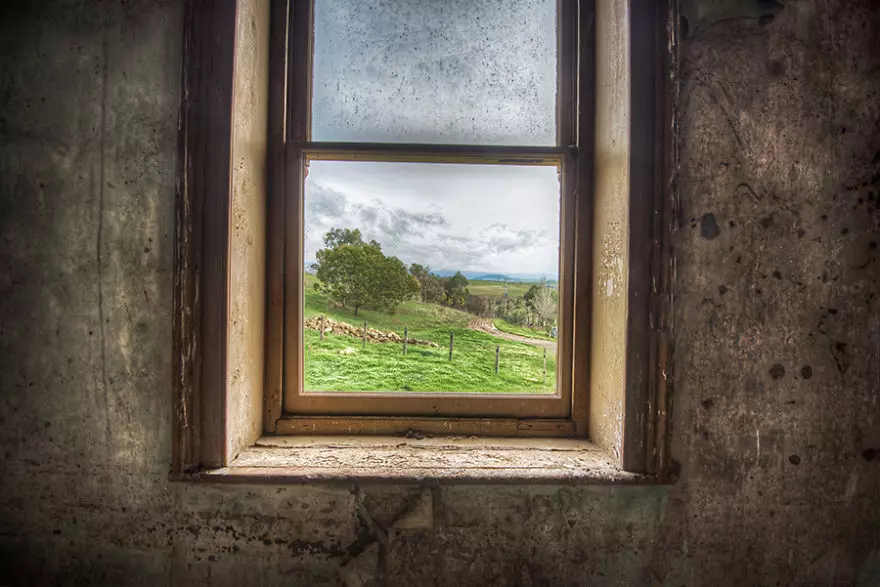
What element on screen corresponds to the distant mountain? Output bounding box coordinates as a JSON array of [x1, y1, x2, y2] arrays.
[[305, 261, 556, 283], [433, 269, 558, 283], [472, 273, 512, 282], [505, 272, 558, 283]]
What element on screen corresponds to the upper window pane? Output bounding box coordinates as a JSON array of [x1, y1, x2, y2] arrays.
[[311, 0, 558, 145]]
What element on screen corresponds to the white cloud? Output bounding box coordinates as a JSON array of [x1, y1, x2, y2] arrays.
[[304, 161, 560, 277]]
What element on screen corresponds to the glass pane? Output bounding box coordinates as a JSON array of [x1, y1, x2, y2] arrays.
[[311, 0, 558, 145], [303, 160, 560, 394]]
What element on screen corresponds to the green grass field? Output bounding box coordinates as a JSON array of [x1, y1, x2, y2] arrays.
[[493, 318, 557, 342], [466, 279, 533, 299], [303, 273, 556, 394]]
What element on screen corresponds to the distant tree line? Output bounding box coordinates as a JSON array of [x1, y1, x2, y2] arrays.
[[497, 281, 558, 330], [408, 264, 470, 310], [312, 228, 558, 330], [408, 264, 557, 330]]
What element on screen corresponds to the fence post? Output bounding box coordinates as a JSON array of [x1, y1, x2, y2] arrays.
[[403, 327, 408, 355], [543, 348, 547, 384], [363, 321, 367, 349], [320, 315, 325, 341], [495, 345, 500, 374], [449, 331, 454, 361]]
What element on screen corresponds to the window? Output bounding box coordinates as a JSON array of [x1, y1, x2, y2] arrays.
[[174, 0, 674, 478], [265, 0, 589, 435]]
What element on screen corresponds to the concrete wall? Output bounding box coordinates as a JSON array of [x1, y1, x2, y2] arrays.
[[0, 1, 877, 585]]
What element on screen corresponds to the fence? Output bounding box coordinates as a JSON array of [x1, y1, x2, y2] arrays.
[[314, 316, 550, 382]]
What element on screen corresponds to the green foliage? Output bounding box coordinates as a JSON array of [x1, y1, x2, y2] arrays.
[[442, 271, 469, 309], [409, 263, 446, 304], [522, 283, 540, 307], [530, 285, 558, 327], [512, 281, 558, 327], [321, 227, 376, 248], [313, 228, 418, 315], [466, 294, 492, 317], [376, 255, 421, 313]]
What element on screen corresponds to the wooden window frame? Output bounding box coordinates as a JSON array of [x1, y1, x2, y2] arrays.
[[173, 0, 675, 477], [264, 0, 585, 436]]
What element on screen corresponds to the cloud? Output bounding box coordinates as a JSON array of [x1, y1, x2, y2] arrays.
[[307, 184, 348, 221], [372, 206, 448, 243], [303, 162, 559, 276], [395, 209, 447, 228]]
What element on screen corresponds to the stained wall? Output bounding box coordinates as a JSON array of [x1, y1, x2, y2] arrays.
[[0, 1, 878, 585]]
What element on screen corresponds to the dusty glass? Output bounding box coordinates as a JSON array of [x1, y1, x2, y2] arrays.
[[311, 0, 558, 145]]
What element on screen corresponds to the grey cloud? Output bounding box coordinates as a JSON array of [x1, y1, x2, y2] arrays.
[[438, 233, 472, 243], [346, 200, 448, 245], [395, 209, 447, 227], [358, 206, 378, 225], [486, 229, 539, 254], [307, 184, 349, 221]]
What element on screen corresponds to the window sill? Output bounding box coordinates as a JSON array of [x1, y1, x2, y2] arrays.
[[195, 436, 655, 485]]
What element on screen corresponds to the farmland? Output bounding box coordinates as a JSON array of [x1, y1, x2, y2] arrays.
[[302, 273, 556, 394], [466, 279, 533, 299]]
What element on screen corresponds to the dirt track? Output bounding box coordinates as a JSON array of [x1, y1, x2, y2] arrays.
[[468, 319, 557, 352]]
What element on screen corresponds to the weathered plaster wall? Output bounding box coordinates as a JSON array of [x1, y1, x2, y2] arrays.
[[226, 0, 270, 463], [589, 0, 630, 462], [0, 1, 878, 586]]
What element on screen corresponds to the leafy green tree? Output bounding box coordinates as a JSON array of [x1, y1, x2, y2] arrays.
[[409, 263, 429, 282], [375, 255, 419, 313], [466, 294, 492, 317], [442, 271, 469, 309], [421, 275, 446, 304], [313, 228, 417, 315], [322, 228, 379, 249], [410, 263, 445, 304]]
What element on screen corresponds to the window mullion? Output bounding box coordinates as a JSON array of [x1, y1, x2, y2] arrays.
[[300, 142, 564, 166]]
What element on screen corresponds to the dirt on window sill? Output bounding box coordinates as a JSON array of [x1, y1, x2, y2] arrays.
[[195, 435, 655, 485]]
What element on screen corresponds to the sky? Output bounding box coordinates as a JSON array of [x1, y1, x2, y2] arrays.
[[304, 161, 561, 278], [304, 0, 560, 278]]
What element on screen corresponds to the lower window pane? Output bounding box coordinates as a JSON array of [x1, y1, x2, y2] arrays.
[[303, 160, 560, 394]]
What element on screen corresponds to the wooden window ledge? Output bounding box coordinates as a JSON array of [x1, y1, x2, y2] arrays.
[[195, 436, 655, 485]]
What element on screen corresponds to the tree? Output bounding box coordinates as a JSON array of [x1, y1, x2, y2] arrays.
[[521, 282, 557, 327], [375, 255, 420, 313], [442, 271, 469, 309], [313, 228, 417, 315], [409, 263, 429, 283], [501, 297, 530, 326], [532, 286, 558, 328], [466, 294, 492, 317], [409, 264, 445, 305], [322, 227, 366, 248]]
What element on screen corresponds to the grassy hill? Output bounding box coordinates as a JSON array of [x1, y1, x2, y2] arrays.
[[466, 279, 533, 300], [466, 279, 559, 340], [493, 318, 557, 342], [302, 273, 556, 394]]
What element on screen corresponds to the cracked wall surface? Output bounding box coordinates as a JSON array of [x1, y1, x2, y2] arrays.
[[0, 0, 878, 585]]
